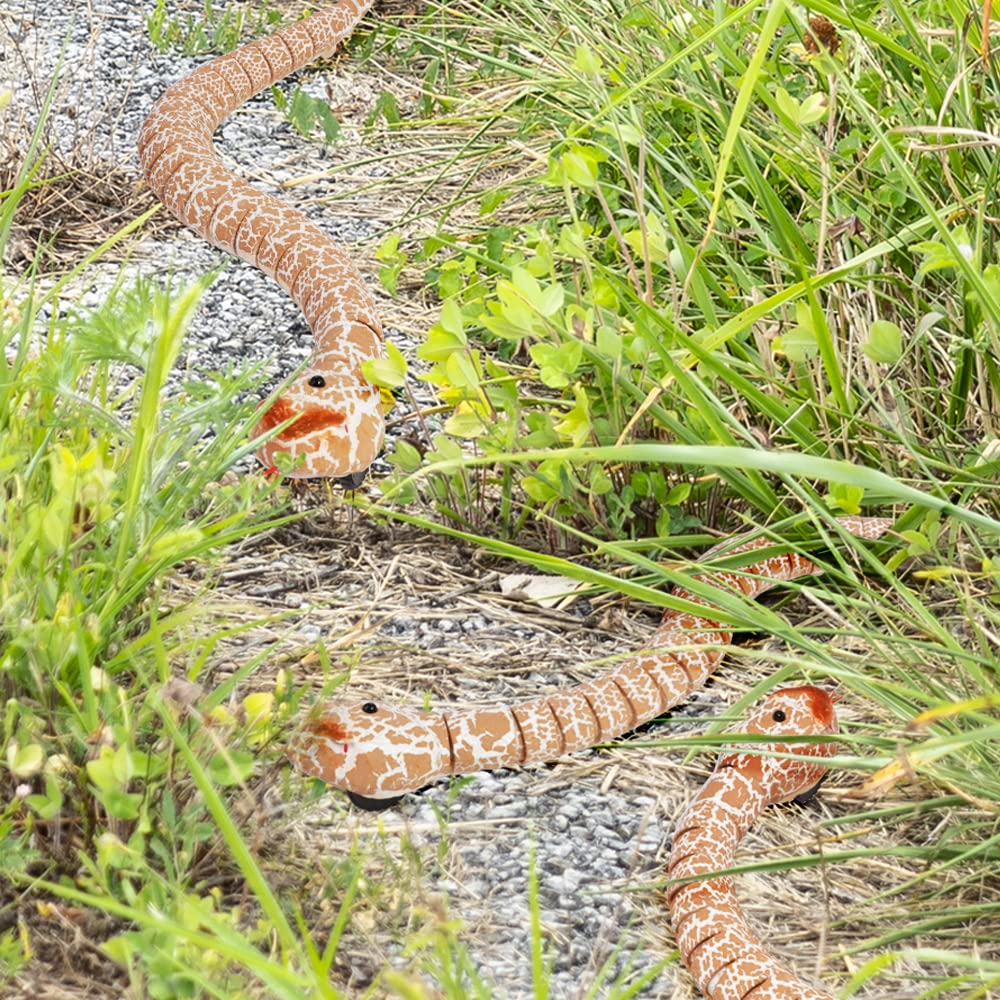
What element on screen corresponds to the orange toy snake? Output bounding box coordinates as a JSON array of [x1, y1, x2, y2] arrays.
[[667, 685, 841, 999], [286, 516, 891, 809], [139, 0, 383, 485]]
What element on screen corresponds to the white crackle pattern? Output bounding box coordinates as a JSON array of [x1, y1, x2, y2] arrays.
[[138, 0, 384, 479], [667, 686, 839, 999], [286, 516, 892, 800]]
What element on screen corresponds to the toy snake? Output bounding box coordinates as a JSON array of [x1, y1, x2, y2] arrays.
[[139, 0, 383, 484], [667, 685, 840, 999], [287, 516, 891, 809]]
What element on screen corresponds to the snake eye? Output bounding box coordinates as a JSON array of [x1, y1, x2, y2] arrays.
[[308, 375, 327, 388], [361, 702, 378, 715], [772, 709, 787, 722]]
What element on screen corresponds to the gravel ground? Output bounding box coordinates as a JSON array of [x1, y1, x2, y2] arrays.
[[2, 3, 976, 998]]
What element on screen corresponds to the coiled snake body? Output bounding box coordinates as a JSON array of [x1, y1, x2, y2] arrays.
[[138, 0, 383, 482], [668, 685, 840, 999], [286, 516, 891, 809]]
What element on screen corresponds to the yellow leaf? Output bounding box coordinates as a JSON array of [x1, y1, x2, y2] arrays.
[[242, 692, 274, 729]]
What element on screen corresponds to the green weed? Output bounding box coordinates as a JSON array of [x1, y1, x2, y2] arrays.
[[145, 0, 281, 56], [355, 0, 1000, 549], [0, 124, 342, 988], [271, 84, 342, 143]]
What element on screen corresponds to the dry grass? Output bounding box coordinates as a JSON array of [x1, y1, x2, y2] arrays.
[[0, 155, 157, 272]]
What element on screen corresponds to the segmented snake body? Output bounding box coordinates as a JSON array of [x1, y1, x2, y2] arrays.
[[668, 686, 840, 999], [138, 0, 384, 481], [287, 517, 891, 808]]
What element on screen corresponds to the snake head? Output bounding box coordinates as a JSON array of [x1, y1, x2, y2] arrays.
[[717, 686, 839, 803], [255, 368, 383, 480], [285, 700, 450, 806]]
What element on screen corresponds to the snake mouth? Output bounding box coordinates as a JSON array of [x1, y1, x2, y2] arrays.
[[285, 717, 353, 778], [313, 718, 349, 742], [256, 398, 347, 441]]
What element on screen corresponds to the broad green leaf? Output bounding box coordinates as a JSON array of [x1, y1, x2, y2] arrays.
[[363, 340, 408, 388], [773, 325, 819, 362], [208, 750, 255, 788], [863, 319, 903, 364], [573, 44, 603, 74], [7, 742, 44, 778], [444, 402, 489, 439]]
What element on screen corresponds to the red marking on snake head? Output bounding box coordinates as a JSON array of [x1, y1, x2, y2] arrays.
[[257, 398, 347, 442], [784, 686, 836, 728], [805, 688, 837, 727], [313, 717, 349, 743]]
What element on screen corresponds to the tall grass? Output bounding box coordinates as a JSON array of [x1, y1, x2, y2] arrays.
[[368, 0, 1000, 530], [0, 108, 358, 990]]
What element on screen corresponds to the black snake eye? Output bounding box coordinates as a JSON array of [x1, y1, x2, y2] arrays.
[[361, 702, 378, 715], [308, 375, 327, 388], [772, 709, 787, 722]]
